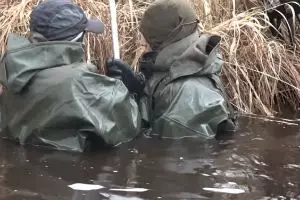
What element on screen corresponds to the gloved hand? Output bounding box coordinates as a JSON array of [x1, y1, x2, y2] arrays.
[[106, 58, 145, 98], [139, 51, 157, 80], [106, 58, 123, 80]]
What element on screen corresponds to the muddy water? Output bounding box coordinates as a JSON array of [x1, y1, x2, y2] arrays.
[[0, 116, 300, 200]]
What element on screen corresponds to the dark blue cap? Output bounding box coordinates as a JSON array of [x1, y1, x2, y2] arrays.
[[30, 0, 105, 41]]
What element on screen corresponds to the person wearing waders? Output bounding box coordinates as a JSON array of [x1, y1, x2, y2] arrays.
[[0, 0, 141, 152], [107, 0, 236, 139]]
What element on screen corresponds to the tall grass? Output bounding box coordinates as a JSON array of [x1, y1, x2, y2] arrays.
[[1, 0, 300, 116]]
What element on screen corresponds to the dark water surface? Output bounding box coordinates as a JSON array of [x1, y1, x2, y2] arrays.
[[0, 116, 300, 200]]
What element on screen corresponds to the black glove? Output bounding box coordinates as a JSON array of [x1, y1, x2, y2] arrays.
[[106, 58, 145, 98], [106, 58, 123, 80], [139, 51, 158, 80]]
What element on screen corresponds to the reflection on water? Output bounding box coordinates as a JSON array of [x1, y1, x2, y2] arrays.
[[0, 116, 300, 200]]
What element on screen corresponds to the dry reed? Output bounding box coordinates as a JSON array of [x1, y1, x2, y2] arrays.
[[1, 0, 300, 116]]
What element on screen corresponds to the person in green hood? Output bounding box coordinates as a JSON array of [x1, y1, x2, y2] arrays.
[[107, 0, 236, 139], [0, 0, 141, 152]]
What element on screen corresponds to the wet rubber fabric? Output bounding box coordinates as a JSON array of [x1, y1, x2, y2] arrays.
[[140, 32, 235, 139], [0, 34, 141, 152]]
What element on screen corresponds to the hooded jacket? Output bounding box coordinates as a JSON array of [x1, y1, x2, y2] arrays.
[[140, 32, 236, 139], [0, 34, 141, 152]]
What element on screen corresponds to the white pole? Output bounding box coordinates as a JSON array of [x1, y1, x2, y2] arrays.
[[108, 0, 120, 59]]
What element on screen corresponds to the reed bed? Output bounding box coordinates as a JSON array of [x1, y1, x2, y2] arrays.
[[1, 0, 300, 116]]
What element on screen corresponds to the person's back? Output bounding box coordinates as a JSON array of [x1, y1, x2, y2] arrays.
[[137, 0, 236, 139], [139, 33, 235, 139], [0, 0, 141, 152]]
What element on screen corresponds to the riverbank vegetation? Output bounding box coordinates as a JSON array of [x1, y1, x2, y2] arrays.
[[1, 0, 300, 116]]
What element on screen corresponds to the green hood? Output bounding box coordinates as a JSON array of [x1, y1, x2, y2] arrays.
[[140, 0, 198, 50], [144, 32, 224, 98], [153, 32, 222, 81], [5, 34, 84, 93]]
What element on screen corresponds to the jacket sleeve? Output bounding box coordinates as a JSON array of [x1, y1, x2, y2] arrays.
[[72, 69, 141, 147], [151, 78, 231, 139]]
